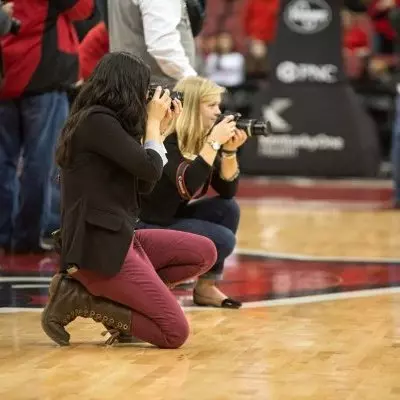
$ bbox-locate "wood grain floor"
[1,185,400,399]
[237,204,400,259]
[1,294,400,400]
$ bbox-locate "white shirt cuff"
[144,140,168,167]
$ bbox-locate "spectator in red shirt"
[368,0,400,53]
[342,9,370,53]
[0,0,94,254]
[243,0,279,44]
[78,21,109,81]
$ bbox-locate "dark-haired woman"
[41,52,217,349]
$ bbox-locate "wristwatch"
[207,139,221,151]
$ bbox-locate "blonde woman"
[138,76,248,308]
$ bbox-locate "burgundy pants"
[73,229,217,349]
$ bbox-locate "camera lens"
[236,119,271,137]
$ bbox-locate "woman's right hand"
[147,86,172,124]
[209,115,236,145]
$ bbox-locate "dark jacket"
[390,6,400,36]
[60,106,163,276]
[139,133,239,226]
[0,0,94,100]
[96,0,108,28]
[344,0,367,13]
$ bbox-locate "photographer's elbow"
[146,165,163,183]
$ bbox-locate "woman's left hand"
[222,129,248,151]
[160,99,183,136]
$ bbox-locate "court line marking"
[239,177,392,188]
[235,248,400,264]
[1,249,400,313]
[237,198,385,208]
[1,287,400,313]
[12,284,49,289]
[187,286,400,310]
[0,277,51,282]
[236,287,400,309]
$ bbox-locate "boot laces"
[101,329,121,346]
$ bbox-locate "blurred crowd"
[73,0,400,161]
[194,0,400,164]
[1,0,400,255]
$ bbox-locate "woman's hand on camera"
[209,115,236,145]
[160,98,183,136]
[147,86,172,123]
[222,129,248,151]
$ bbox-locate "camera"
[215,111,271,137]
[147,84,184,110]
[9,17,21,35]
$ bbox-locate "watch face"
[212,141,220,150]
[208,140,220,150]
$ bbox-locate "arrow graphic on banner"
[263,99,293,132]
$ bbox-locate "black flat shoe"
[193,292,242,309]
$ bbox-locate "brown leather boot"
[101,280,177,344]
[102,324,142,344]
[41,273,132,346]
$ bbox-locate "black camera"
[147,85,184,110]
[215,111,271,137]
[9,17,21,35]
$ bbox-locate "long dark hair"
[56,51,151,167]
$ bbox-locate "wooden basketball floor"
[1,178,400,400]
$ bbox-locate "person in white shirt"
[108,0,197,86]
[205,32,245,89]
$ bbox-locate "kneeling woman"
[41,53,217,349]
[138,76,248,308]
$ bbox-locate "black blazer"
[60,106,163,276]
[139,133,239,226]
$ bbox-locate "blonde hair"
[165,76,226,159]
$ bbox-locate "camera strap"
[176,160,211,201]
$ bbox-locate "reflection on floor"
[1,178,398,309]
[1,178,400,400]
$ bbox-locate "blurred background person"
[388,2,400,207]
[0,1,15,85]
[107,0,199,86]
[78,20,109,81]
[0,0,94,255]
[205,32,245,90]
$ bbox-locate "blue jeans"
[392,94,400,204]
[137,196,240,280]
[43,166,62,238]
[0,91,69,251]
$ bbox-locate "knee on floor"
[161,317,190,349]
